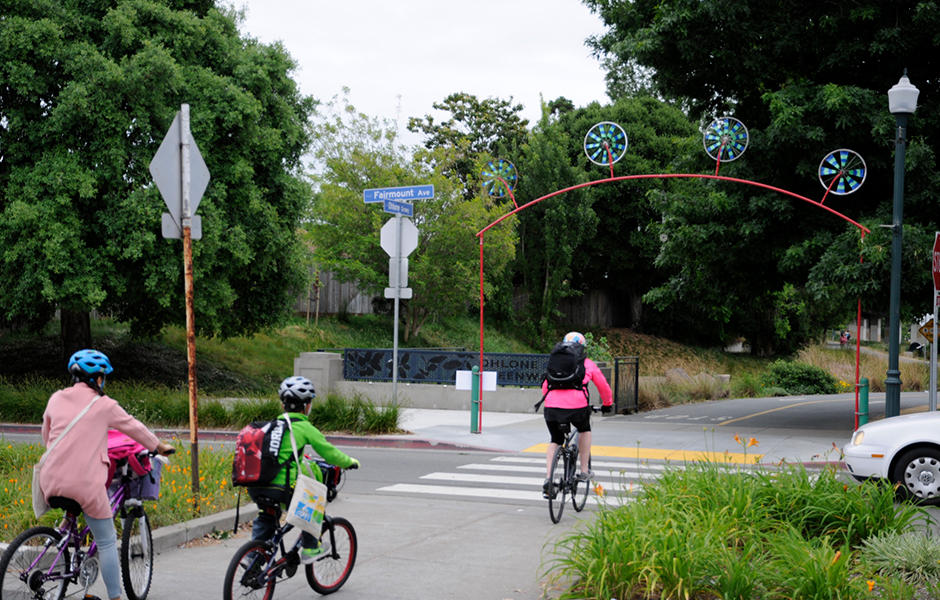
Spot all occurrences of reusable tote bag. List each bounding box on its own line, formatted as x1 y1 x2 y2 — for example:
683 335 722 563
282 416 328 537
32 394 101 518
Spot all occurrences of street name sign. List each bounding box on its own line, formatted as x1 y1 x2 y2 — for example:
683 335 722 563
384 199 414 217
364 185 434 203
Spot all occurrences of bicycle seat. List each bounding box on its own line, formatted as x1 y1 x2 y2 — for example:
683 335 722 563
48 496 83 515
251 494 283 512
558 422 571 434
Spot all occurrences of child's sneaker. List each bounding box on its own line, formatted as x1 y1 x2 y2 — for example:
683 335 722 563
300 546 324 564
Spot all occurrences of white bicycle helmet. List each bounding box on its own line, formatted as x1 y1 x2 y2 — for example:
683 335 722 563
278 376 316 405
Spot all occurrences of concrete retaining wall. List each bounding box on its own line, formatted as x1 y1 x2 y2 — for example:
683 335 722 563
294 351 611 414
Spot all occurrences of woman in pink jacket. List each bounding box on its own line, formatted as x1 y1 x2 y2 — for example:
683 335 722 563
40 349 174 600
541 332 613 499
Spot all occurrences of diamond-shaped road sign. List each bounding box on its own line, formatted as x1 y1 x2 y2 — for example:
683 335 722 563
380 218 418 257
150 111 210 238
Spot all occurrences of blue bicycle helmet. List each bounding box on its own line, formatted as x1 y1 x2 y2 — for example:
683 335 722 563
68 349 114 385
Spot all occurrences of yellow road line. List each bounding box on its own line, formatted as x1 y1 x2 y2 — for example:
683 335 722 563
716 398 847 426
522 443 762 465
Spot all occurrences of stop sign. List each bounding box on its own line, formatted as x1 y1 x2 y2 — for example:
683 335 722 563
934 232 940 292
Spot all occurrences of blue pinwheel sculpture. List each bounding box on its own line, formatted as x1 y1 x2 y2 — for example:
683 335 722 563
481 159 518 199
703 117 748 163
818 149 866 196
584 122 628 166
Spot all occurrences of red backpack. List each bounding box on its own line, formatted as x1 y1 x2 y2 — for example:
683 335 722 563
231 418 294 487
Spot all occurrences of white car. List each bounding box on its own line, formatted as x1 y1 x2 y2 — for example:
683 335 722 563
843 411 940 505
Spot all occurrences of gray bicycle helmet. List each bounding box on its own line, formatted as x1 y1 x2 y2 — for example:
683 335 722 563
278 376 316 411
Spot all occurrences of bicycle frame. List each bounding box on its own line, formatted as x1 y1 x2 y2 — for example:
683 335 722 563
20 456 144 588
249 515 341 586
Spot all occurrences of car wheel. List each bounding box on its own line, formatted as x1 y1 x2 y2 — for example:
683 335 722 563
892 448 940 506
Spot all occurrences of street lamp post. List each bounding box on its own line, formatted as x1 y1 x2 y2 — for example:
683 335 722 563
885 70 920 418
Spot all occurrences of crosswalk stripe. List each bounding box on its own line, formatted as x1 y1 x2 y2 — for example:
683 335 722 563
420 472 640 493
457 463 662 480
377 483 552 501
492 456 669 471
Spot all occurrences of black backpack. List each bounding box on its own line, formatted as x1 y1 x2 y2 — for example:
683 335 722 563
231 416 298 487
534 342 588 411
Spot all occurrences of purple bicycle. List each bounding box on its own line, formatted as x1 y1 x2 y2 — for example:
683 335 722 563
0 449 173 600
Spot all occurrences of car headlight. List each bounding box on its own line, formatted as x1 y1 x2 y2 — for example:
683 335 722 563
852 431 865 446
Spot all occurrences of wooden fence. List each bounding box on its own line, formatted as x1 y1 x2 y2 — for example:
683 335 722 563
295 269 617 327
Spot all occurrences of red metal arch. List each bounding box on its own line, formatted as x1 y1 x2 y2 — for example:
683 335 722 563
474 173 869 430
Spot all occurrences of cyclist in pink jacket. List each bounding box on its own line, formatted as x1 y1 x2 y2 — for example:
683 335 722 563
541 332 613 498
40 350 174 600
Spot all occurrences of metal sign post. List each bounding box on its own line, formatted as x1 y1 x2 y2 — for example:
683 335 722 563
932 232 940 411
932 290 938 412
150 104 210 506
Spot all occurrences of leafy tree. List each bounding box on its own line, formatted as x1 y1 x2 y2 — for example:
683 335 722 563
549 96 701 331
306 95 515 343
0 0 314 357
583 0 940 353
506 105 594 345
407 92 529 198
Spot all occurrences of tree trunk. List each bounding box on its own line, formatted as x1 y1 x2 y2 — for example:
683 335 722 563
60 309 92 363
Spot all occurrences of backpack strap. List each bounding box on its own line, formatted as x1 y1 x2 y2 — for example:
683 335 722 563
281 414 314 482
534 392 547 412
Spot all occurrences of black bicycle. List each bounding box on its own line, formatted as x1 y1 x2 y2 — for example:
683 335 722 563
223 465 357 599
546 407 600 523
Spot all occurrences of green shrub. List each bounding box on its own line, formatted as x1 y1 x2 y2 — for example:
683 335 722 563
549 458 926 600
761 360 838 395
307 390 403 435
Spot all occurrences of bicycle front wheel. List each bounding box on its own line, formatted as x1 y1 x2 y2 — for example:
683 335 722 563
572 455 592 512
548 446 567 524
121 509 153 600
0 525 70 600
305 517 357 595
223 540 275 600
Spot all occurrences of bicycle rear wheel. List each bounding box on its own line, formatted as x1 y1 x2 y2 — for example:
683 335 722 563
0 525 70 600
572 455 592 512
121 509 153 600
305 517 357 595
223 540 275 600
548 446 567 523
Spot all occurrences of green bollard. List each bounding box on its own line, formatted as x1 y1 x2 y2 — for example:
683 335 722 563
857 377 869 426
470 365 481 433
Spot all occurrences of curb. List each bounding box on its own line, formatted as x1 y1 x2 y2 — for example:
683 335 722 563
0 423 506 453
152 502 257 553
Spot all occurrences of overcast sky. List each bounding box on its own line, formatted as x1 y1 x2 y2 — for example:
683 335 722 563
232 0 610 147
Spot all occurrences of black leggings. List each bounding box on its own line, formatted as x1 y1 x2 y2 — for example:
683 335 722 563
544 406 592 446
